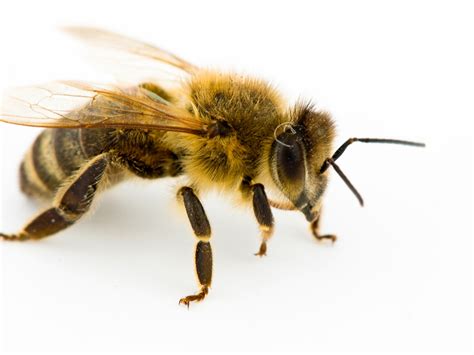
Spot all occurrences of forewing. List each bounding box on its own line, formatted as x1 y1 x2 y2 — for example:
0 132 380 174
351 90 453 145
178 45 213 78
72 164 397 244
0 81 206 135
63 27 198 74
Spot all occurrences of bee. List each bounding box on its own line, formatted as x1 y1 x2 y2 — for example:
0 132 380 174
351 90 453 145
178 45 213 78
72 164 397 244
0 28 424 306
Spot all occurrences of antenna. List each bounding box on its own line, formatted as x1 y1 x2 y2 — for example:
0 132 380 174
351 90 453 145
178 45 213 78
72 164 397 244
320 138 425 206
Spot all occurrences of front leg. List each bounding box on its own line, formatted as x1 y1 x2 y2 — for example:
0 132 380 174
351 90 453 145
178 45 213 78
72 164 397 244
241 178 275 257
178 187 213 307
310 209 337 243
251 184 274 256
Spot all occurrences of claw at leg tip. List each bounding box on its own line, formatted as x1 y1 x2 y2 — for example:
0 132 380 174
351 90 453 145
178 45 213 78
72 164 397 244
314 234 337 243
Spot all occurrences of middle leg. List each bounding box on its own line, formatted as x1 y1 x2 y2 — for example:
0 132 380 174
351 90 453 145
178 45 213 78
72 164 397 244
178 186 213 307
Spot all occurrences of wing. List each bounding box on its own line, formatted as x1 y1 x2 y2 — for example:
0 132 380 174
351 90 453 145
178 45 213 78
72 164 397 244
0 81 207 135
63 26 198 74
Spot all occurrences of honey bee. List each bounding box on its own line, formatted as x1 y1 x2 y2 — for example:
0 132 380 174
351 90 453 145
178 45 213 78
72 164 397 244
0 28 424 306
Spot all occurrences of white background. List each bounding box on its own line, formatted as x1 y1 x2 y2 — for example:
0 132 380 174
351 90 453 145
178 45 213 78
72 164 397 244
0 0 472 353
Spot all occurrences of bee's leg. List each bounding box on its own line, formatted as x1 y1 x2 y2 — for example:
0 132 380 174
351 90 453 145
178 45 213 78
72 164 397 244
178 187 213 307
252 184 274 257
0 154 109 241
239 178 275 257
310 209 337 243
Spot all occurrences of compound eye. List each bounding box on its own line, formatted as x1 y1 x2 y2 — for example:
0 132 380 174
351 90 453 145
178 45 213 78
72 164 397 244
273 131 306 200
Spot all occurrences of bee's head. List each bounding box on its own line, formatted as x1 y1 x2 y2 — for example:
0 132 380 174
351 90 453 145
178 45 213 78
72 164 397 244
270 103 335 221
269 102 425 221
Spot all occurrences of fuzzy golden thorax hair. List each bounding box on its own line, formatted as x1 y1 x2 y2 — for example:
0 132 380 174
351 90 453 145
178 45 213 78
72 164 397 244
165 71 287 191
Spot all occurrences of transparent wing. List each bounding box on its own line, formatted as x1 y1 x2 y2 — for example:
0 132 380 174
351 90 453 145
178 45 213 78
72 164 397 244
0 81 206 135
63 26 198 74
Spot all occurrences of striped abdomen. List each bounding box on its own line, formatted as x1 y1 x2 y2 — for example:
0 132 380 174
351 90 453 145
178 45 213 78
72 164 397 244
20 128 116 200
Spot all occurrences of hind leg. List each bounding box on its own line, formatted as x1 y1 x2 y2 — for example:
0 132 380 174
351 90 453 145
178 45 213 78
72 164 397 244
1 154 109 241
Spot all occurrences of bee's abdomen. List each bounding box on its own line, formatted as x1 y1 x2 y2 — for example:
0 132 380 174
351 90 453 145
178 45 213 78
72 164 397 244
20 129 99 200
